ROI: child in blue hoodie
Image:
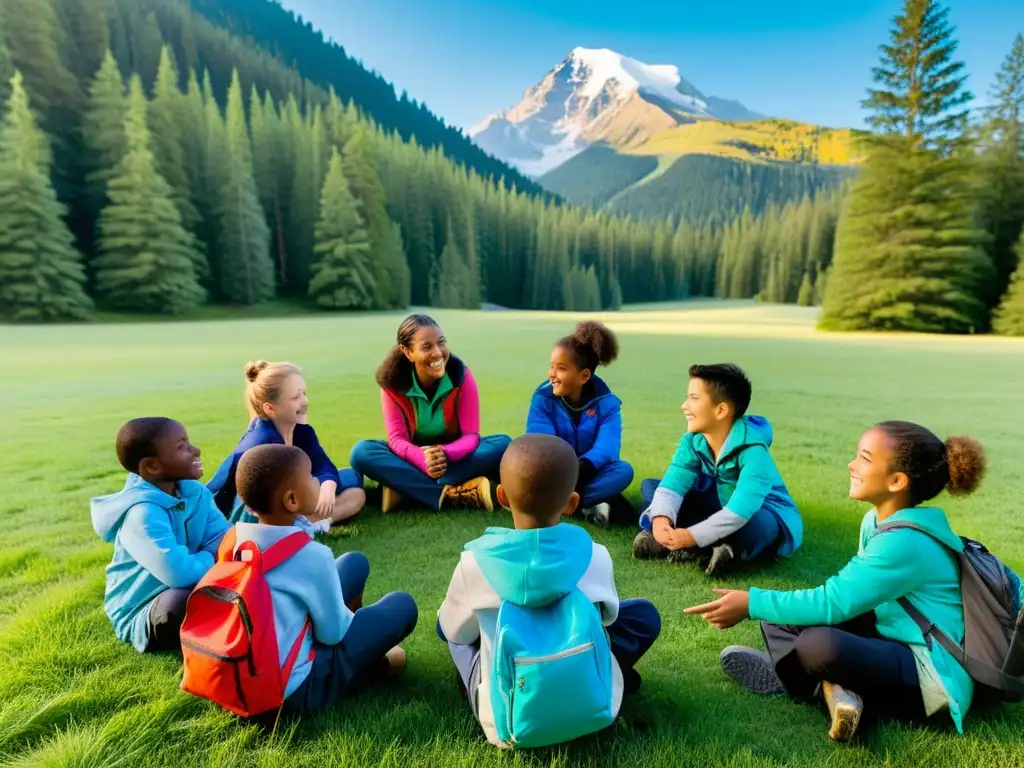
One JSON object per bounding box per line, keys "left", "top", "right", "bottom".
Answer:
{"left": 437, "top": 433, "right": 661, "bottom": 748}
{"left": 225, "top": 443, "right": 418, "bottom": 714}
{"left": 684, "top": 421, "right": 993, "bottom": 743}
{"left": 634, "top": 363, "right": 803, "bottom": 575}
{"left": 91, "top": 417, "right": 230, "bottom": 652}
{"left": 207, "top": 360, "right": 366, "bottom": 530}
{"left": 526, "top": 321, "right": 634, "bottom": 528}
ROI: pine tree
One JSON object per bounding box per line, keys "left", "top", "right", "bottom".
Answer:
{"left": 310, "top": 147, "right": 375, "bottom": 309}
{"left": 993, "top": 233, "right": 1024, "bottom": 335}
{"left": 975, "top": 33, "right": 1024, "bottom": 304}
{"left": 199, "top": 70, "right": 229, "bottom": 289}
{"left": 0, "top": 28, "right": 13, "bottom": 120}
{"left": 0, "top": 71, "right": 90, "bottom": 321}
{"left": 81, "top": 49, "right": 128, "bottom": 217}
{"left": 217, "top": 69, "right": 274, "bottom": 304}
{"left": 94, "top": 75, "right": 204, "bottom": 314}
{"left": 820, "top": 0, "right": 993, "bottom": 333}
{"left": 796, "top": 271, "right": 815, "bottom": 306}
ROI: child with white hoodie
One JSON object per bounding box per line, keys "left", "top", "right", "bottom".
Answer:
{"left": 437, "top": 434, "right": 662, "bottom": 748}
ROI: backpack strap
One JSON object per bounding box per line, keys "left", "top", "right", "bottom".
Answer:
{"left": 262, "top": 531, "right": 313, "bottom": 571}
{"left": 216, "top": 527, "right": 237, "bottom": 563}
{"left": 878, "top": 522, "right": 1024, "bottom": 696}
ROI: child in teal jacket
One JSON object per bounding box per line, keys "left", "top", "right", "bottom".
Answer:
{"left": 635, "top": 363, "right": 802, "bottom": 575}
{"left": 684, "top": 420, "right": 990, "bottom": 742}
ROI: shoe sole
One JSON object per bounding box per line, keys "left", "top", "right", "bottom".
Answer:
{"left": 705, "top": 545, "right": 734, "bottom": 575}
{"left": 823, "top": 682, "right": 862, "bottom": 742}
{"left": 720, "top": 647, "right": 785, "bottom": 695}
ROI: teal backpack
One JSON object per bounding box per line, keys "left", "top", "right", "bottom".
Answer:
{"left": 489, "top": 587, "right": 615, "bottom": 748}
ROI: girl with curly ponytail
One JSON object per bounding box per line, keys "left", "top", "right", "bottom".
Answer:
{"left": 525, "top": 321, "right": 633, "bottom": 527}
{"left": 685, "top": 420, "right": 988, "bottom": 743}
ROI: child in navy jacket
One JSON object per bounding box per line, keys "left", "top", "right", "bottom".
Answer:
{"left": 526, "top": 321, "right": 634, "bottom": 526}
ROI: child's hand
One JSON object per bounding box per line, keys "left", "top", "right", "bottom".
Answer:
{"left": 683, "top": 589, "right": 750, "bottom": 630}
{"left": 652, "top": 518, "right": 696, "bottom": 550}
{"left": 313, "top": 481, "right": 337, "bottom": 520}
{"left": 423, "top": 446, "right": 447, "bottom": 478}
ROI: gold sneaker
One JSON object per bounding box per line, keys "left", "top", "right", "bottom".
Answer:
{"left": 822, "top": 681, "right": 863, "bottom": 742}
{"left": 381, "top": 486, "right": 403, "bottom": 514}
{"left": 439, "top": 477, "right": 494, "bottom": 511}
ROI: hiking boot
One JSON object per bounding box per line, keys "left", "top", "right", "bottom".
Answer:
{"left": 705, "top": 543, "right": 735, "bottom": 575}
{"left": 632, "top": 530, "right": 670, "bottom": 559}
{"left": 440, "top": 477, "right": 494, "bottom": 511}
{"left": 822, "top": 681, "right": 862, "bottom": 742}
{"left": 381, "top": 485, "right": 403, "bottom": 514}
{"left": 582, "top": 502, "right": 611, "bottom": 528}
{"left": 719, "top": 645, "right": 785, "bottom": 695}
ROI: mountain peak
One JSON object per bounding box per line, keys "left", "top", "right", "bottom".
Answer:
{"left": 470, "top": 47, "right": 762, "bottom": 178}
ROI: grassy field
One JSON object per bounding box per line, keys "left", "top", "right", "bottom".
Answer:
{"left": 3, "top": 302, "right": 1024, "bottom": 768}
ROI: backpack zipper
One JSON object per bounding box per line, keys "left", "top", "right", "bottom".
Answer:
{"left": 513, "top": 641, "right": 594, "bottom": 666}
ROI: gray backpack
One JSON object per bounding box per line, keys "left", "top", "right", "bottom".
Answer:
{"left": 877, "top": 521, "right": 1024, "bottom": 702}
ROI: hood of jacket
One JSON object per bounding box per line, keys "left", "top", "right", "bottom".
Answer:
{"left": 90, "top": 474, "right": 200, "bottom": 543}
{"left": 464, "top": 523, "right": 594, "bottom": 607}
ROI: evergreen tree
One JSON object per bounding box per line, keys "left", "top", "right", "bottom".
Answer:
{"left": 310, "top": 146, "right": 375, "bottom": 309}
{"left": 217, "top": 69, "right": 274, "bottom": 304}
{"left": 94, "top": 75, "right": 204, "bottom": 313}
{"left": 0, "top": 71, "right": 90, "bottom": 321}
{"left": 796, "top": 271, "right": 815, "bottom": 306}
{"left": 993, "top": 233, "right": 1024, "bottom": 335}
{"left": 975, "top": 33, "right": 1024, "bottom": 303}
{"left": 0, "top": 27, "right": 13, "bottom": 119}
{"left": 199, "top": 69, "right": 229, "bottom": 287}
{"left": 820, "top": 0, "right": 993, "bottom": 333}
{"left": 435, "top": 218, "right": 472, "bottom": 308}
{"left": 81, "top": 49, "right": 128, "bottom": 225}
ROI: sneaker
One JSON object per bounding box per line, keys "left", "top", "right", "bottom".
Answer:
{"left": 440, "top": 477, "right": 494, "bottom": 511}
{"left": 312, "top": 518, "right": 332, "bottom": 534}
{"left": 822, "top": 681, "right": 862, "bottom": 742}
{"left": 582, "top": 502, "right": 611, "bottom": 528}
{"left": 632, "top": 530, "right": 670, "bottom": 560}
{"left": 705, "top": 543, "right": 735, "bottom": 575}
{"left": 667, "top": 548, "right": 700, "bottom": 564}
{"left": 719, "top": 645, "right": 785, "bottom": 695}
{"left": 381, "top": 485, "right": 403, "bottom": 514}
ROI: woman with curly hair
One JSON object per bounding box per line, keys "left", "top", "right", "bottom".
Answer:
{"left": 525, "top": 321, "right": 634, "bottom": 527}
{"left": 685, "top": 421, "right": 990, "bottom": 743}
{"left": 350, "top": 314, "right": 510, "bottom": 513}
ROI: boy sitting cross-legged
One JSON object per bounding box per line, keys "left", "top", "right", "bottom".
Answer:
{"left": 633, "top": 363, "right": 803, "bottom": 575}
{"left": 437, "top": 433, "right": 661, "bottom": 749}
{"left": 223, "top": 444, "right": 418, "bottom": 714}
{"left": 91, "top": 417, "right": 230, "bottom": 653}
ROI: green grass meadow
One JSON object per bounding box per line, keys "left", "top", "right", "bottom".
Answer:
{"left": 4, "top": 303, "right": 1024, "bottom": 767}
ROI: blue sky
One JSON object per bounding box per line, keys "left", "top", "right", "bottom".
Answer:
{"left": 279, "top": 0, "right": 1024, "bottom": 132}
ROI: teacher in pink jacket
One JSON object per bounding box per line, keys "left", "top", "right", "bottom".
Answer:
{"left": 350, "top": 314, "right": 511, "bottom": 513}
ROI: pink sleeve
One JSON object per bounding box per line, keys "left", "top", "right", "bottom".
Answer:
{"left": 381, "top": 390, "right": 430, "bottom": 474}
{"left": 442, "top": 368, "right": 481, "bottom": 462}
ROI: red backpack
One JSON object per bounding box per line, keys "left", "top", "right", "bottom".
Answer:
{"left": 179, "top": 528, "right": 314, "bottom": 717}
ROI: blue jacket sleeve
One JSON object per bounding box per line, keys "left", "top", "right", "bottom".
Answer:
{"left": 305, "top": 544, "right": 351, "bottom": 645}
{"left": 749, "top": 529, "right": 929, "bottom": 626}
{"left": 302, "top": 425, "right": 341, "bottom": 486}
{"left": 580, "top": 402, "right": 621, "bottom": 470}
{"left": 119, "top": 503, "right": 215, "bottom": 589}
{"left": 195, "top": 486, "right": 231, "bottom": 556}
{"left": 525, "top": 393, "right": 557, "bottom": 436}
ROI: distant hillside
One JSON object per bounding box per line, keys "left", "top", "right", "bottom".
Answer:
{"left": 186, "top": 0, "right": 547, "bottom": 197}
{"left": 540, "top": 118, "right": 862, "bottom": 224}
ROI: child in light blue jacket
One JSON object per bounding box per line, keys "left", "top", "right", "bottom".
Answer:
{"left": 224, "top": 444, "right": 417, "bottom": 713}
{"left": 685, "top": 421, "right": 993, "bottom": 743}
{"left": 91, "top": 417, "right": 230, "bottom": 652}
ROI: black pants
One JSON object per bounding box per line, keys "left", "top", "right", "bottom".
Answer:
{"left": 761, "top": 613, "right": 926, "bottom": 721}
{"left": 145, "top": 588, "right": 191, "bottom": 652}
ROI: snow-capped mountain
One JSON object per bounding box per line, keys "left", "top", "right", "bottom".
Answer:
{"left": 469, "top": 47, "right": 763, "bottom": 177}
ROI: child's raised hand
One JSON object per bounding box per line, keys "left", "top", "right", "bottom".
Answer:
{"left": 683, "top": 589, "right": 750, "bottom": 630}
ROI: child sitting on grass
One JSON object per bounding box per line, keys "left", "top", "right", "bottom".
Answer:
{"left": 526, "top": 320, "right": 634, "bottom": 528}
{"left": 207, "top": 361, "right": 366, "bottom": 530}
{"left": 634, "top": 363, "right": 803, "bottom": 575}
{"left": 91, "top": 417, "right": 230, "bottom": 652}
{"left": 226, "top": 444, "right": 417, "bottom": 714}
{"left": 684, "top": 421, "right": 988, "bottom": 743}
{"left": 437, "top": 433, "right": 661, "bottom": 749}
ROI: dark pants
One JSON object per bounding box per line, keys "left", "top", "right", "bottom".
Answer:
{"left": 761, "top": 613, "right": 926, "bottom": 719}
{"left": 350, "top": 435, "right": 511, "bottom": 509}
{"left": 578, "top": 461, "right": 634, "bottom": 509}
{"left": 145, "top": 588, "right": 191, "bottom": 652}
{"left": 438, "top": 598, "right": 662, "bottom": 714}
{"left": 284, "top": 552, "right": 419, "bottom": 715}
{"left": 640, "top": 477, "right": 782, "bottom": 561}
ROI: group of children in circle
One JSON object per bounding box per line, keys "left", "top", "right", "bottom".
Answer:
{"left": 90, "top": 311, "right": 1006, "bottom": 748}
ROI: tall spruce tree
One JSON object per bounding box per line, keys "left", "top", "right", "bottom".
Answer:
{"left": 975, "top": 33, "right": 1024, "bottom": 305}
{"left": 0, "top": 26, "right": 12, "bottom": 119}
{"left": 94, "top": 75, "right": 204, "bottom": 314}
{"left": 310, "top": 146, "right": 375, "bottom": 309}
{"left": 0, "top": 71, "right": 90, "bottom": 321}
{"left": 993, "top": 232, "right": 1024, "bottom": 335}
{"left": 820, "top": 0, "right": 993, "bottom": 333}
{"left": 81, "top": 49, "right": 127, "bottom": 225}
{"left": 217, "top": 69, "right": 274, "bottom": 304}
